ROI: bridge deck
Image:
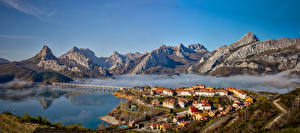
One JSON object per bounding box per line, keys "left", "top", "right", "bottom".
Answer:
{"left": 52, "top": 82, "right": 130, "bottom": 89}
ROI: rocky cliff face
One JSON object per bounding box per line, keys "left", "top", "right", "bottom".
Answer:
{"left": 188, "top": 44, "right": 208, "bottom": 53}
{"left": 175, "top": 43, "right": 191, "bottom": 58}
{"left": 125, "top": 52, "right": 142, "bottom": 60}
{"left": 58, "top": 47, "right": 113, "bottom": 77}
{"left": 59, "top": 47, "right": 94, "bottom": 70}
{"left": 131, "top": 45, "right": 173, "bottom": 74}
{"left": 32, "top": 46, "right": 68, "bottom": 72}
{"left": 105, "top": 51, "right": 128, "bottom": 71}
{"left": 128, "top": 43, "right": 208, "bottom": 75}
{"left": 229, "top": 32, "right": 259, "bottom": 49}
{"left": 189, "top": 32, "right": 300, "bottom": 76}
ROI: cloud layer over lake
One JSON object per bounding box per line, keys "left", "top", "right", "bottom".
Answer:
{"left": 76, "top": 73, "right": 300, "bottom": 93}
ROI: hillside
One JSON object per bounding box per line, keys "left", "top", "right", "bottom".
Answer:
{"left": 211, "top": 88, "right": 300, "bottom": 133}
{"left": 0, "top": 112, "right": 90, "bottom": 132}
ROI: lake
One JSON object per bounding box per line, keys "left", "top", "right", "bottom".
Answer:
{"left": 0, "top": 87, "right": 123, "bottom": 129}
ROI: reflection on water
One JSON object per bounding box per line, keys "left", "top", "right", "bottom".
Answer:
{"left": 0, "top": 87, "right": 122, "bottom": 129}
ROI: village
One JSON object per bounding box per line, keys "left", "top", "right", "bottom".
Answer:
{"left": 106, "top": 84, "right": 255, "bottom": 132}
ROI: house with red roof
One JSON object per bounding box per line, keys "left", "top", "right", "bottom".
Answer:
{"left": 188, "top": 105, "right": 199, "bottom": 114}
{"left": 163, "top": 89, "right": 174, "bottom": 96}
{"left": 175, "top": 88, "right": 193, "bottom": 96}
{"left": 178, "top": 98, "right": 189, "bottom": 108}
{"left": 215, "top": 89, "right": 228, "bottom": 96}
{"left": 193, "top": 100, "right": 212, "bottom": 110}
{"left": 163, "top": 98, "right": 177, "bottom": 109}
{"left": 192, "top": 84, "right": 205, "bottom": 89}
{"left": 152, "top": 99, "right": 160, "bottom": 106}
{"left": 226, "top": 88, "right": 247, "bottom": 99}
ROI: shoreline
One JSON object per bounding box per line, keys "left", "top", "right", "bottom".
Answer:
{"left": 99, "top": 115, "right": 121, "bottom": 125}
{"left": 99, "top": 92, "right": 130, "bottom": 125}
{"left": 112, "top": 92, "right": 133, "bottom": 100}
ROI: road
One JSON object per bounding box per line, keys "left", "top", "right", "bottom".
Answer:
{"left": 177, "top": 110, "right": 188, "bottom": 116}
{"left": 201, "top": 113, "right": 238, "bottom": 133}
{"left": 265, "top": 99, "right": 287, "bottom": 129}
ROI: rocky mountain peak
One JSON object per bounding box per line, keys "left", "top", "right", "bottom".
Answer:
{"left": 188, "top": 44, "right": 208, "bottom": 53}
{"left": 156, "top": 44, "right": 171, "bottom": 54}
{"left": 112, "top": 51, "right": 121, "bottom": 56}
{"left": 177, "top": 43, "right": 184, "bottom": 49}
{"left": 70, "top": 46, "right": 80, "bottom": 52}
{"left": 59, "top": 47, "right": 95, "bottom": 70}
{"left": 36, "top": 45, "right": 57, "bottom": 60}
{"left": 125, "top": 52, "right": 142, "bottom": 60}
{"left": 33, "top": 45, "right": 68, "bottom": 72}
{"left": 68, "top": 47, "right": 97, "bottom": 60}
{"left": 107, "top": 51, "right": 127, "bottom": 63}
{"left": 240, "top": 32, "right": 259, "bottom": 42}
{"left": 175, "top": 43, "right": 191, "bottom": 58}
{"left": 230, "top": 32, "right": 260, "bottom": 48}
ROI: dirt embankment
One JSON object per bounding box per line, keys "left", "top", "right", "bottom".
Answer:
{"left": 99, "top": 115, "right": 121, "bottom": 125}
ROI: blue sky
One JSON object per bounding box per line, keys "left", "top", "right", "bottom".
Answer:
{"left": 0, "top": 0, "right": 299, "bottom": 61}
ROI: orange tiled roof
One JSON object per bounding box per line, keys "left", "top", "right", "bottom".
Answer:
{"left": 163, "top": 89, "right": 174, "bottom": 92}
{"left": 178, "top": 98, "right": 189, "bottom": 102}
{"left": 155, "top": 87, "right": 166, "bottom": 93}
{"left": 226, "top": 88, "right": 246, "bottom": 94}
{"left": 151, "top": 123, "right": 159, "bottom": 127}
{"left": 193, "top": 102, "right": 211, "bottom": 107}
{"left": 216, "top": 89, "right": 228, "bottom": 93}
{"left": 175, "top": 88, "right": 191, "bottom": 92}
{"left": 195, "top": 90, "right": 215, "bottom": 93}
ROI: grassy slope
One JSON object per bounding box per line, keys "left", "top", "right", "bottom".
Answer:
{"left": 212, "top": 88, "right": 300, "bottom": 133}
{"left": 0, "top": 113, "right": 44, "bottom": 132}
{"left": 0, "top": 112, "right": 91, "bottom": 132}
{"left": 272, "top": 88, "right": 300, "bottom": 132}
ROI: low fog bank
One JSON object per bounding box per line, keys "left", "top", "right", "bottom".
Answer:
{"left": 0, "top": 79, "right": 33, "bottom": 88}
{"left": 0, "top": 87, "right": 63, "bottom": 101}
{"left": 76, "top": 72, "right": 300, "bottom": 94}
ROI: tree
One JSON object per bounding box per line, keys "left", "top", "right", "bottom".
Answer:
{"left": 144, "top": 86, "right": 151, "bottom": 90}
{"left": 170, "top": 109, "right": 174, "bottom": 114}
{"left": 145, "top": 114, "right": 151, "bottom": 120}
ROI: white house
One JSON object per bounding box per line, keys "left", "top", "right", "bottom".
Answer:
{"left": 163, "top": 89, "right": 174, "bottom": 96}
{"left": 194, "top": 90, "right": 215, "bottom": 97}
{"left": 215, "top": 89, "right": 228, "bottom": 96}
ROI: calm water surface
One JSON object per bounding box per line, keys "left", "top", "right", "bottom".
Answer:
{"left": 0, "top": 87, "right": 122, "bottom": 129}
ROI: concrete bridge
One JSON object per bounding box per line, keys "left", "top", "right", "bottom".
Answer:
{"left": 52, "top": 82, "right": 130, "bottom": 94}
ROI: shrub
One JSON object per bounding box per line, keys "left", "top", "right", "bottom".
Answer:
{"left": 2, "top": 111, "right": 13, "bottom": 115}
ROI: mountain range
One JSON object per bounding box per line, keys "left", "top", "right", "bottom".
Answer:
{"left": 0, "top": 32, "right": 299, "bottom": 83}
